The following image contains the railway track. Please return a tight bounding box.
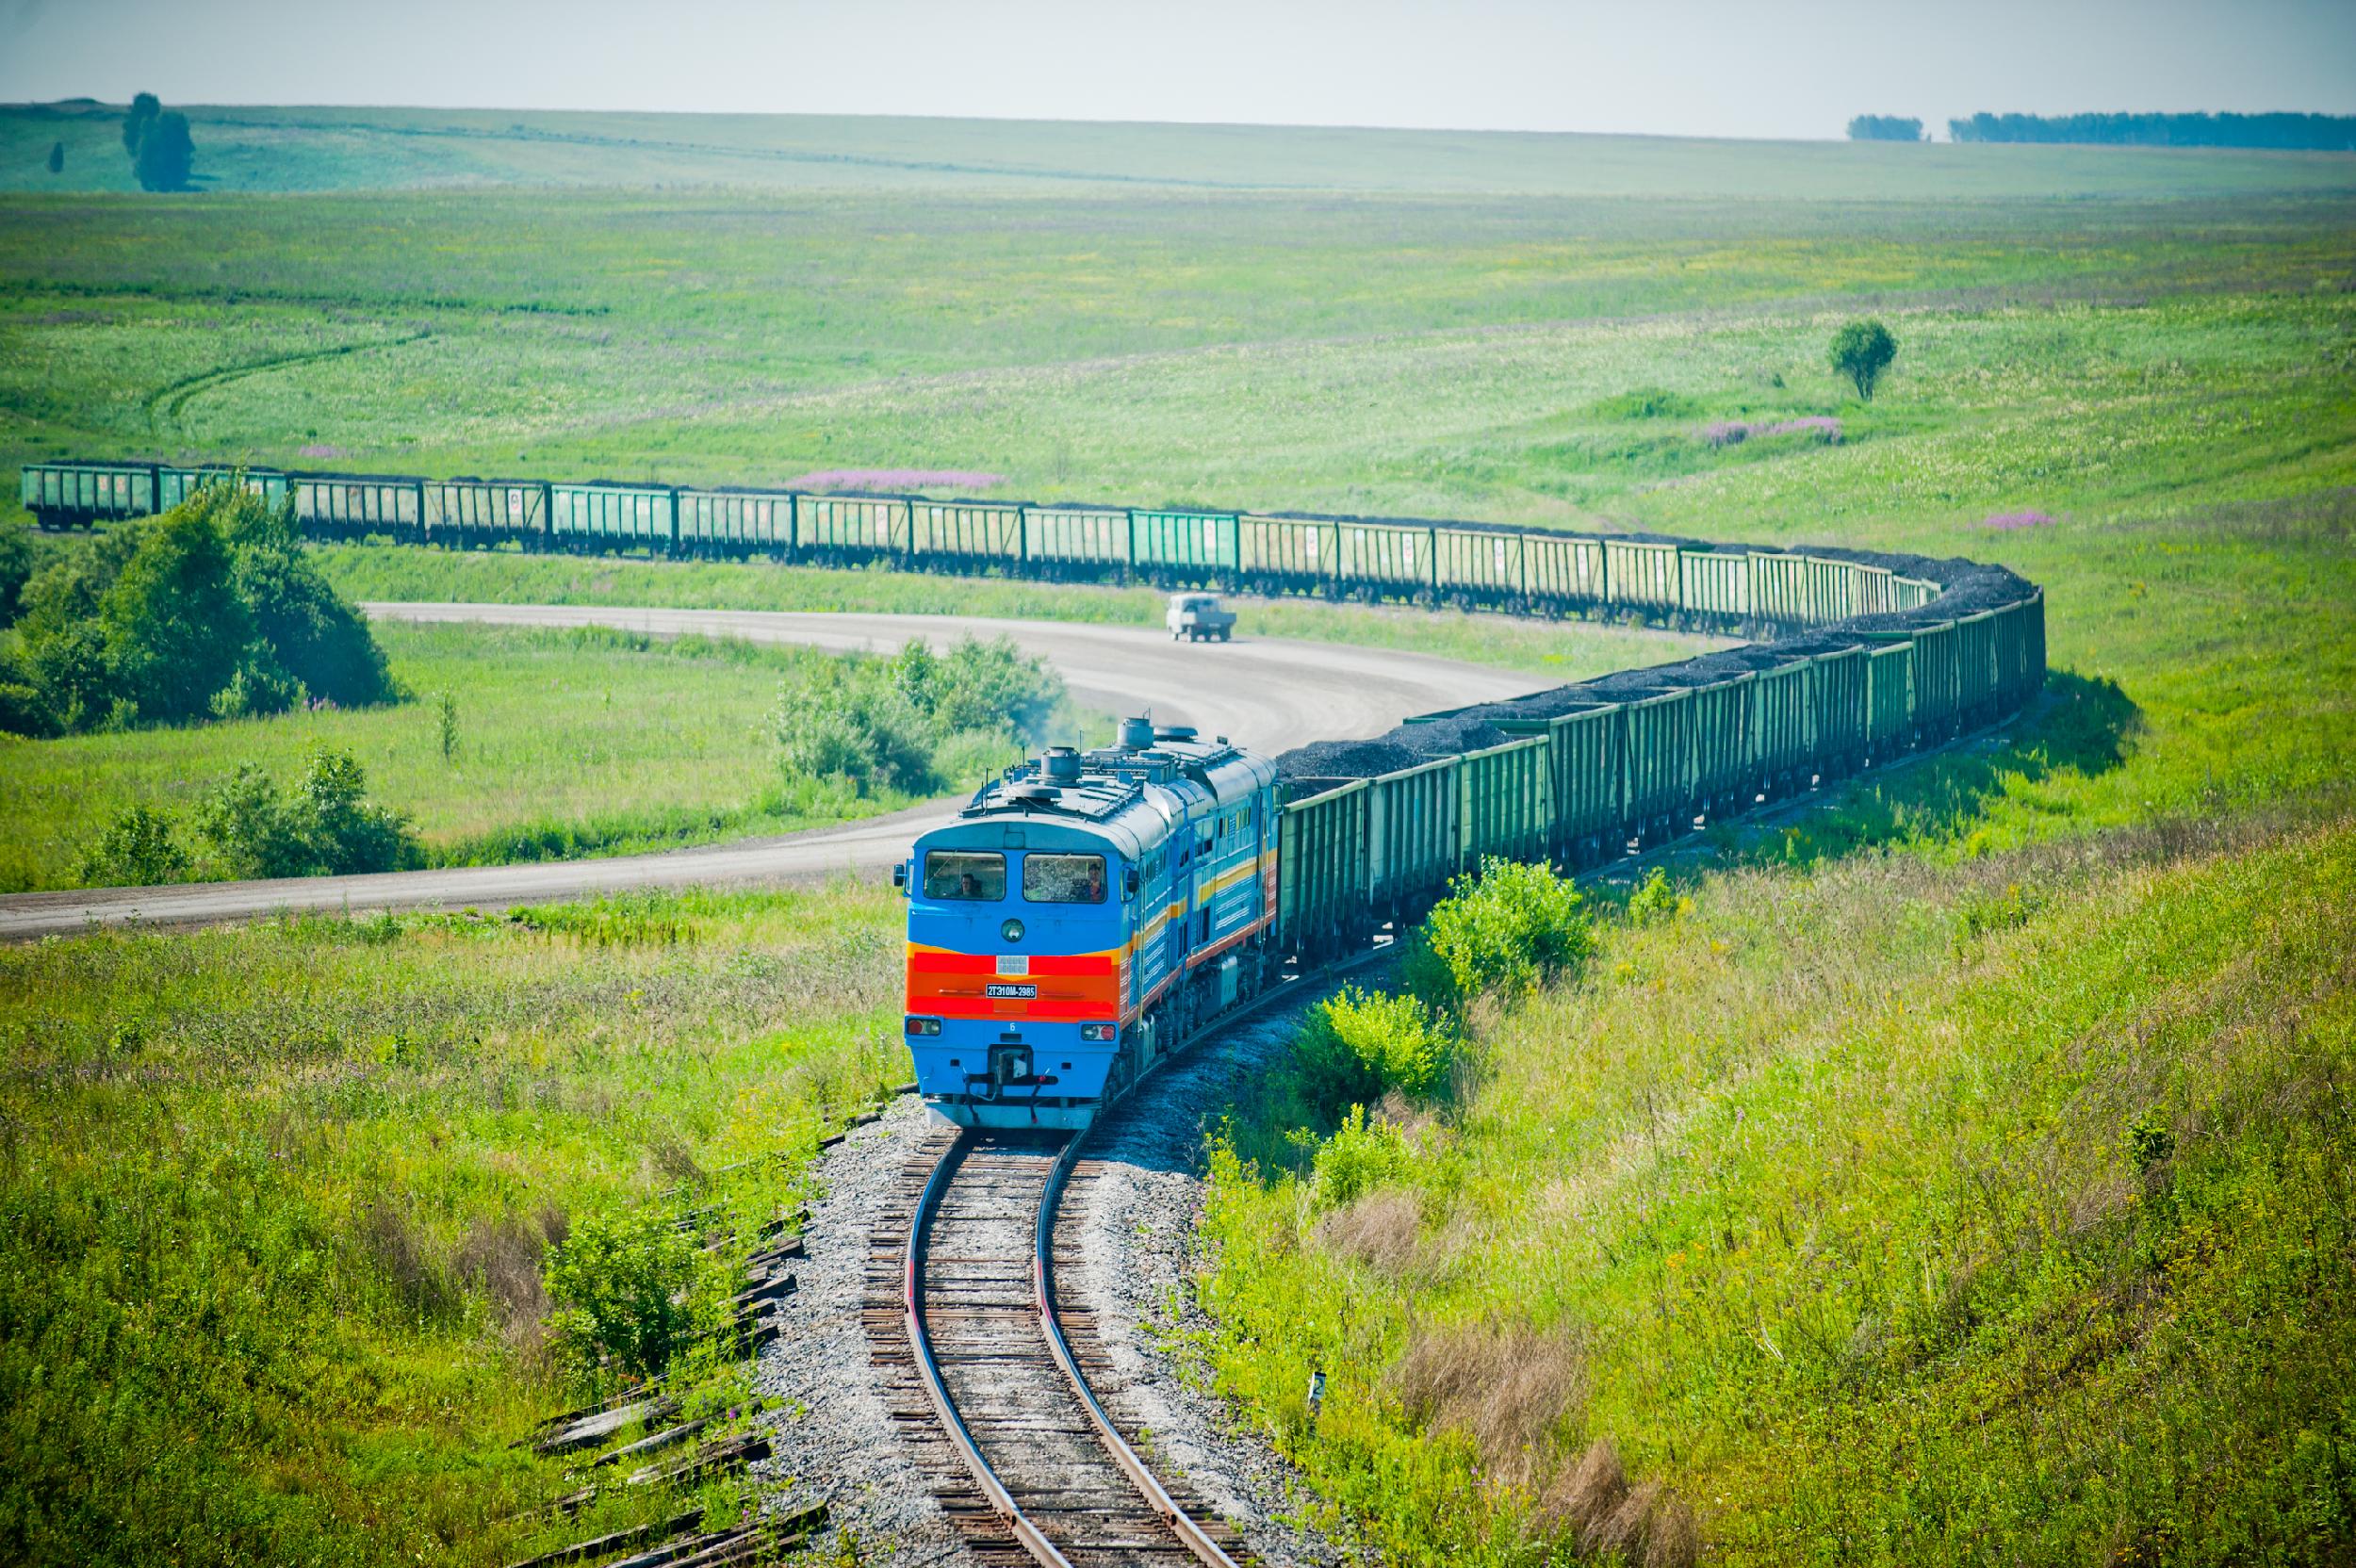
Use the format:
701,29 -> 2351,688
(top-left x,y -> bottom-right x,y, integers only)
876,1128 -> 1254,1567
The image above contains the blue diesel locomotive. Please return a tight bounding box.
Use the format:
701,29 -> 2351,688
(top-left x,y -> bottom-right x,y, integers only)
899,718 -> 1278,1130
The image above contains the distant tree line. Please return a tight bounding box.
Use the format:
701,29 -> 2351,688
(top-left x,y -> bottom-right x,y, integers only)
1847,116 -> 1922,142
123,91 -> 196,191
1948,112 -> 2356,151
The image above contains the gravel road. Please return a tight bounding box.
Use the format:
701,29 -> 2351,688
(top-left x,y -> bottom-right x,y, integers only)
1,605 -> 1541,941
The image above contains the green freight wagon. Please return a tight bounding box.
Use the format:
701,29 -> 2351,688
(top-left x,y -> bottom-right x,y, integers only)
159,466 -> 290,512
1907,621 -> 1962,744
1890,575 -> 1939,611
1953,610 -> 2001,728
1864,641 -> 1914,763
1603,538 -> 1681,617
1990,591 -> 2046,713
425,479 -> 548,548
911,500 -> 1023,572
1618,687 -> 1696,844
294,474 -> 423,543
796,494 -> 911,565
1846,562 -> 1898,617
1432,527 -> 1525,611
1496,705 -> 1624,870
1456,735 -> 1553,871
677,488 -> 793,558
20,461 -> 156,527
1277,779 -> 1374,966
1362,757 -> 1459,924
550,482 -> 676,555
1659,669 -> 1755,816
1805,644 -> 1870,779
1334,519 -> 1435,603
1239,514 -> 1336,597
1523,532 -> 1608,614
1750,552 -> 1815,629
1022,505 -> 1129,580
1680,548 -> 1750,629
1130,509 -> 1239,589
1732,653 -> 1813,799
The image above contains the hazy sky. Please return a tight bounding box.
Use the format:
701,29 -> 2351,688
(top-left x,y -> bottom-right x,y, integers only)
4,0 -> 2352,140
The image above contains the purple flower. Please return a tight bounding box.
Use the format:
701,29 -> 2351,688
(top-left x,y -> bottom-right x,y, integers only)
785,468 -> 1006,492
1981,511 -> 2055,531
299,444 -> 346,460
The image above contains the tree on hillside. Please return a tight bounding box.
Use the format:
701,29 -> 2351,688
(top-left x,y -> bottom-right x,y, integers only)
46,140 -> 64,174
1847,115 -> 1923,142
122,92 -> 159,156
133,111 -> 195,192
1828,318 -> 1898,402
100,506 -> 254,723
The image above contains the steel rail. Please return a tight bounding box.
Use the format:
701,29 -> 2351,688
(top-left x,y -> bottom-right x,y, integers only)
1035,1133 -> 1241,1568
901,1133 -> 1077,1568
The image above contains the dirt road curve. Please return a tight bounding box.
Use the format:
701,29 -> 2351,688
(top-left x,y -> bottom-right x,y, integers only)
0,604 -> 1545,940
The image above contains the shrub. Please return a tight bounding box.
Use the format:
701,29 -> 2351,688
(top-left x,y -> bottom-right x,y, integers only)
78,805 -> 188,887
543,1207 -> 715,1382
1296,985 -> 1455,1111
1828,318 -> 1898,402
193,749 -> 417,880
226,498 -> 400,708
1405,858 -> 1594,1012
1312,1104 -> 1415,1208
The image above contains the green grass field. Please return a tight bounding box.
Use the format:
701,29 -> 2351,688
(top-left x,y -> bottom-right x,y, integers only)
2,110 -> 2352,1566
0,621 -> 937,891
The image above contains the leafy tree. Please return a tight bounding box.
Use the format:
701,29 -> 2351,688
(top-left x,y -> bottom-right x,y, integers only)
1847,115 -> 1923,142
133,111 -> 194,193
1828,318 -> 1898,402
46,140 -> 64,175
222,495 -> 399,708
0,523 -> 31,626
122,92 -> 159,157
17,622 -> 113,734
99,506 -> 252,724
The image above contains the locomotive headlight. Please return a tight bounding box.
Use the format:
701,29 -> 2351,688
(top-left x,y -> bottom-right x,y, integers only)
1000,918 -> 1024,943
904,1016 -> 942,1037
1079,1022 -> 1117,1042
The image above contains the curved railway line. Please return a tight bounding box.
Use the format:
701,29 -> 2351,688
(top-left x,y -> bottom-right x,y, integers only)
869,945 -> 1393,1566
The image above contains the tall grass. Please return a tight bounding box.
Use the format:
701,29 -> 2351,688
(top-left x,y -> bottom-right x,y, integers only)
0,882 -> 908,1567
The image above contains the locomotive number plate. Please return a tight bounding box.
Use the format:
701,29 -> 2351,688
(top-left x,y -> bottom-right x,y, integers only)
985,983 -> 1038,999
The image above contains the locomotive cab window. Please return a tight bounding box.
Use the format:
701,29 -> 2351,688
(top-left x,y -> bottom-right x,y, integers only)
1023,853 -> 1106,905
924,851 -> 1005,901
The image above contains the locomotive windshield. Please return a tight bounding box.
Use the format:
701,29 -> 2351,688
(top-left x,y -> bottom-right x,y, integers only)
1023,853 -> 1106,904
924,851 -> 1005,900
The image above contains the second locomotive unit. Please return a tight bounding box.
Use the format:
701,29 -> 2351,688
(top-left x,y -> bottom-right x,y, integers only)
899,717 -> 1278,1130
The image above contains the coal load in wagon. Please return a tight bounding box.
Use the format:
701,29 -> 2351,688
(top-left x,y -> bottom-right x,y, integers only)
1275,737 -> 1425,783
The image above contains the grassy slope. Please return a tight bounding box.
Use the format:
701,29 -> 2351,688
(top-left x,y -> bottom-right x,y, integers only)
0,884 -> 908,1565
0,113 -> 2351,1566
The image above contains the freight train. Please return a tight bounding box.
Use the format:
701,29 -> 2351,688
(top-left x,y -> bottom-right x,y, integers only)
20,457 -> 2046,1134
24,457 -> 1955,627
